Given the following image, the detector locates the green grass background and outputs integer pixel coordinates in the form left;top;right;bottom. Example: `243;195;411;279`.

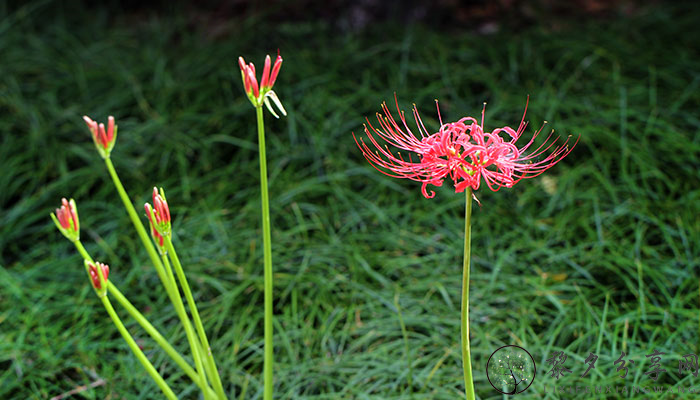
1;1;699;399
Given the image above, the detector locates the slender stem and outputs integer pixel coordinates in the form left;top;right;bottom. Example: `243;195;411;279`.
461;188;475;400
100;295;177;400
108;283;219;399
255;106;274;400
74;240;92;262
103;158;173;299
165;238;226;400
99;161;218;399
161;252;212;400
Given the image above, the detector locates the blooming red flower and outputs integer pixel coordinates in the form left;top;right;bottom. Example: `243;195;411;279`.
83;115;118;158
145;187;171;248
238;53;287;117
353;97;578;199
87;261;110;290
51;197;80;241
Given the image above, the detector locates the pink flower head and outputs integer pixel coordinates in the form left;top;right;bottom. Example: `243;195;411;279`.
353;97;578;199
145;187;171;249
87;261;110;290
238;53;287;118
83;115;118;158
51;197;80;241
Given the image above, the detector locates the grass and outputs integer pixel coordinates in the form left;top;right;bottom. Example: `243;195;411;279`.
1;1;699;399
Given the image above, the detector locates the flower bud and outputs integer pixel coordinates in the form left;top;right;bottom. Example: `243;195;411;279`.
51;198;80;242
83;115;118;158
145;187;171;251
145;203;165;250
87;260;110;290
238;53;286;117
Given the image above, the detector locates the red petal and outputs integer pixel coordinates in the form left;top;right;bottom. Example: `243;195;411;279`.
154;197;163;223
98;123;108;149
248;69;259;98
107;116;115;142
69;205;78;232
162;198;170;222
57;208;69;229
260;55;271;89
269;55;283;87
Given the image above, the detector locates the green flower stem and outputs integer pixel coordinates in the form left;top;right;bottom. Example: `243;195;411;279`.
164;237;226;400
160;252;212;399
255;105;274;400
74;240;92;262
99;293;177;400
101;159;217;398
461;188;475;400
109;284;218;399
103;158;173;298
75;240;217;398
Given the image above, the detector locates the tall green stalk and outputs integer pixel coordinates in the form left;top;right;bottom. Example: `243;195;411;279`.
255;106;275;400
100;294;178;400
160;252;210;400
165;237;226;400
461;188;475;400
109;284;218;399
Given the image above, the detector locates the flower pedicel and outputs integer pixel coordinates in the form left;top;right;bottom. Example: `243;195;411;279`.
237;51;288;400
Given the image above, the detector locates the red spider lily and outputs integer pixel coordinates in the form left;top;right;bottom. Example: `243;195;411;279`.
83;115;118;158
51;198;80;241
354;97;578;199
238;53;287;117
145;187;171;248
87;261;110;290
